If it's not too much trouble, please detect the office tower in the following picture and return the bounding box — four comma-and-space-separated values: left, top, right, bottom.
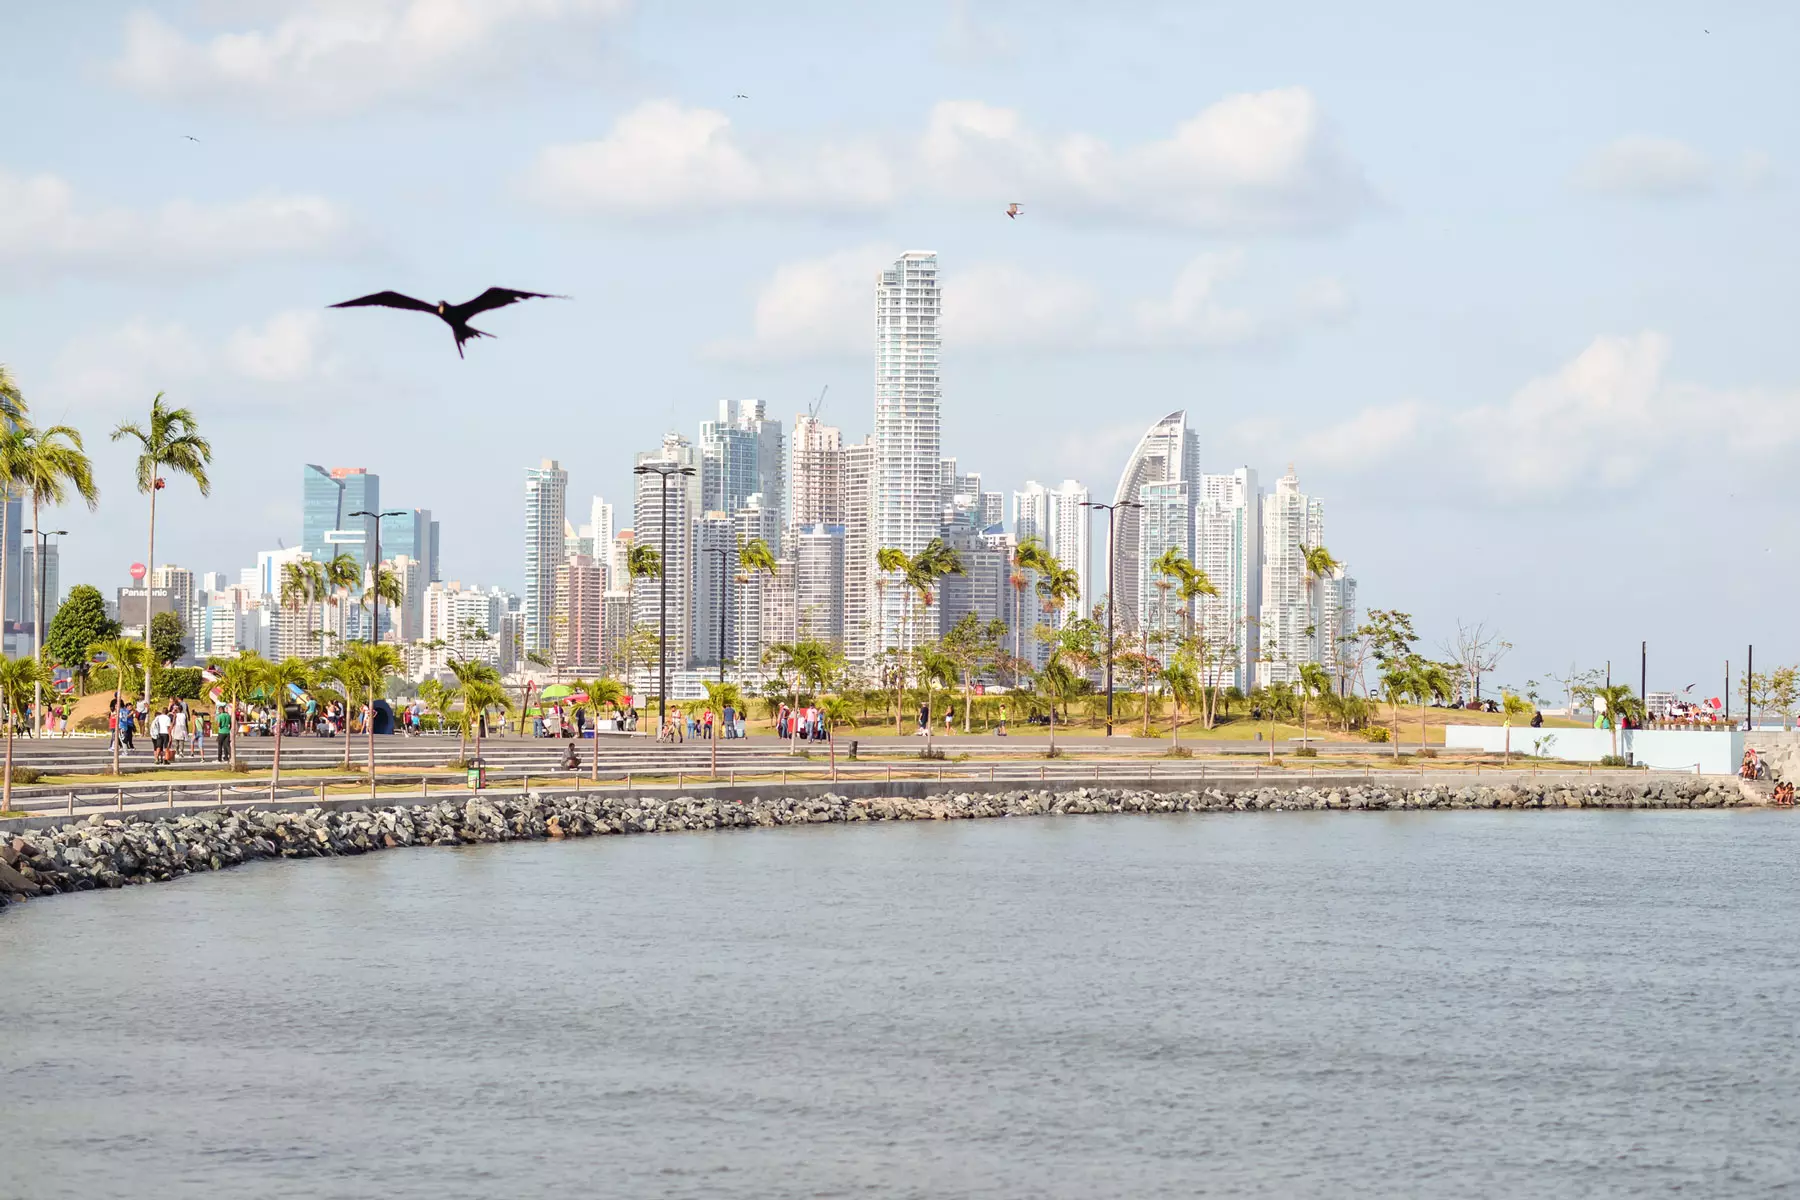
840, 438, 876, 665
1111, 412, 1200, 636
745, 403, 785, 541
1197, 469, 1261, 692
1257, 466, 1326, 686
1319, 566, 1358, 686
19, 541, 59, 637
1136, 480, 1194, 659
552, 554, 605, 669
524, 458, 568, 656
1011, 479, 1091, 665
793, 524, 846, 644
302, 465, 381, 571
149, 564, 197, 656
692, 512, 734, 668
760, 554, 798, 650
978, 492, 1005, 530
586, 498, 615, 587
701, 401, 785, 550
789, 414, 843, 530
873, 250, 942, 654
632, 435, 701, 669
302, 464, 343, 563
390, 554, 425, 644
387, 509, 437, 580
563, 518, 593, 561
251, 546, 308, 599
609, 528, 634, 594
937, 526, 1009, 639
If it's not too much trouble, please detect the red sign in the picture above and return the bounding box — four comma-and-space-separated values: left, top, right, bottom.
129, 562, 147, 581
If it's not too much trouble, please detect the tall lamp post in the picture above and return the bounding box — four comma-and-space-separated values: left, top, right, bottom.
347, 509, 406, 646
23, 527, 65, 736
1080, 499, 1141, 738
702, 544, 731, 685
633, 461, 695, 730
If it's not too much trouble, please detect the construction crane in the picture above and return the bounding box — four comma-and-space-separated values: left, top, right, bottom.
808, 385, 829, 419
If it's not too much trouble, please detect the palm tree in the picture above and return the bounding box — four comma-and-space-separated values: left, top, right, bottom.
875, 547, 912, 733
311, 654, 356, 769
1163, 651, 1201, 750
1380, 662, 1409, 759
1301, 544, 1341, 683
876, 540, 964, 734
279, 560, 323, 650
90, 635, 145, 775
1011, 536, 1051, 681
0, 655, 45, 811
700, 678, 746, 776
1035, 651, 1079, 756
258, 656, 313, 793
1402, 657, 1453, 754
18, 424, 99, 733
916, 644, 957, 751
0, 366, 25, 425
1297, 661, 1331, 750
319, 551, 360, 643
623, 544, 661, 689
211, 651, 265, 770
111, 394, 212, 702
1590, 683, 1642, 760
342, 642, 405, 786
360, 564, 404, 631
1501, 690, 1533, 763
447, 655, 508, 763
0, 368, 31, 663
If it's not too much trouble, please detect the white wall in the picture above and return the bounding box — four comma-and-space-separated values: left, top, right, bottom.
1444, 725, 1741, 774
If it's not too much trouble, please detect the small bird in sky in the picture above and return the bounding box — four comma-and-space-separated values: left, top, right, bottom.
735, 93, 749, 99
182, 135, 199, 142
328, 287, 567, 358
1005, 202, 1023, 219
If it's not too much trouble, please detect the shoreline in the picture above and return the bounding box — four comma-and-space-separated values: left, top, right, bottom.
0, 777, 1757, 911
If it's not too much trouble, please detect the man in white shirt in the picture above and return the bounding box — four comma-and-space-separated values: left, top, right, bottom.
150, 710, 172, 764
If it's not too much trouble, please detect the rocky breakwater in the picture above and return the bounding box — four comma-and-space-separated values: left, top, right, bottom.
0, 777, 1755, 909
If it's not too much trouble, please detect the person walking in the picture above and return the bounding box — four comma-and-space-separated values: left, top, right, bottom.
215, 707, 232, 763
119, 704, 136, 752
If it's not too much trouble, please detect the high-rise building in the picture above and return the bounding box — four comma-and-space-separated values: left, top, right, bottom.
422, 580, 506, 674
841, 438, 876, 666
1137, 480, 1193, 658
1197, 469, 1261, 692
301, 466, 381, 572
586, 498, 615, 587
789, 414, 844, 530
1257, 466, 1326, 687
793, 524, 846, 644
937, 526, 1009, 642
552, 554, 605, 669
691, 512, 734, 668
150, 564, 197, 658
387, 509, 438, 582
19, 541, 59, 639
523, 459, 568, 656
1011, 479, 1091, 665
873, 250, 942, 655
390, 554, 425, 644
1320, 565, 1358, 686
1111, 412, 1200, 636
632, 435, 701, 669
601, 590, 633, 673
701, 400, 785, 551
731, 496, 780, 670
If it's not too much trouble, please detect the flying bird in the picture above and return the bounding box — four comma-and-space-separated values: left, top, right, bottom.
1005, 202, 1023, 219
182, 135, 200, 142
328, 287, 566, 358
735, 93, 749, 99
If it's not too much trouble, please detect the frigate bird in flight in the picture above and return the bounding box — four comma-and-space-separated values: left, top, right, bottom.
1005, 202, 1023, 219
328, 287, 566, 358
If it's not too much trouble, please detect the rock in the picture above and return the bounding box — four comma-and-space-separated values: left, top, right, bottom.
0, 858, 41, 894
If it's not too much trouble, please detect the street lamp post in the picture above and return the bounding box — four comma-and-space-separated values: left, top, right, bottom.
1080, 499, 1141, 738
633, 461, 695, 730
22, 527, 65, 736
702, 544, 731, 685
347, 509, 406, 647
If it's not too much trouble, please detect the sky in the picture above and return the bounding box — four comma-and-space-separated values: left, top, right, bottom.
1, 0, 1796, 699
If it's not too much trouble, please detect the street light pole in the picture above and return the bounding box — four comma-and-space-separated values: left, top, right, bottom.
1080, 499, 1141, 738
703, 545, 730, 685
22, 527, 65, 736
634, 461, 694, 731
347, 510, 405, 647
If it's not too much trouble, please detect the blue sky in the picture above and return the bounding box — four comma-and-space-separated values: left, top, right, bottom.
2, 0, 1795, 695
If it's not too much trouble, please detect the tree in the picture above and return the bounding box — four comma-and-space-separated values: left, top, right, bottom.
916, 643, 957, 749
939, 613, 1007, 733
0, 655, 46, 811
17, 422, 99, 730
447, 655, 509, 762
361, 564, 405, 629
45, 585, 120, 690
700, 678, 746, 775
258, 656, 312, 791
319, 551, 360, 643
211, 651, 264, 770
1163, 651, 1202, 749
280, 560, 325, 650
342, 642, 405, 785
1501, 690, 1533, 762
1441, 620, 1512, 705
112, 394, 211, 703
309, 653, 357, 768
149, 611, 186, 666
875, 541, 965, 734
1582, 682, 1644, 759
1034, 651, 1081, 755
90, 636, 145, 775
1010, 536, 1049, 682
1767, 666, 1799, 731
1399, 656, 1453, 752
1357, 609, 1418, 702
1298, 661, 1332, 748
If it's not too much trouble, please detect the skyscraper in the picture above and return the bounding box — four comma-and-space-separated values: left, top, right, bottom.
1111, 412, 1200, 636
1012, 479, 1091, 665
552, 554, 605, 669
873, 251, 942, 655
700, 400, 785, 550
301, 465, 382, 572
524, 459, 568, 656
789, 413, 844, 530
691, 511, 734, 668
793, 524, 846, 644
1257, 466, 1326, 686
841, 438, 876, 665
1197, 469, 1261, 692
1137, 479, 1193, 656
632, 435, 701, 668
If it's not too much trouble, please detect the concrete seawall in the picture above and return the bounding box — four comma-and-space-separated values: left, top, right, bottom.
0, 776, 1759, 911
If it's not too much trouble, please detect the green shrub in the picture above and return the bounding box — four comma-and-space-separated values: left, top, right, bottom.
1598, 754, 1632, 767
917, 747, 946, 761
1416, 747, 1438, 758
1363, 726, 1390, 743
9, 767, 41, 785
1294, 746, 1318, 758
153, 668, 204, 701
1163, 745, 1193, 759
1042, 746, 1064, 759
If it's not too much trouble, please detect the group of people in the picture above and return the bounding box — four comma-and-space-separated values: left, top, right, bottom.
777, 703, 827, 741
658, 705, 747, 742
108, 696, 222, 763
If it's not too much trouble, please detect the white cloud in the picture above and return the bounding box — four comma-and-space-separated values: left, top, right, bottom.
112, 0, 630, 114
1575, 136, 1712, 197
527, 102, 894, 216
0, 171, 349, 280
1273, 333, 1800, 499
710, 246, 1349, 362
534, 88, 1371, 230
49, 311, 336, 415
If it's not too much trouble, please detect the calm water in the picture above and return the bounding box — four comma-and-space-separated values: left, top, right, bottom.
2, 810, 1797, 1199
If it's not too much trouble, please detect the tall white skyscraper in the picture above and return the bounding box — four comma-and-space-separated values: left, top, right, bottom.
841, 439, 876, 665
632, 434, 701, 669
873, 251, 941, 654
1111, 411, 1200, 636
1257, 466, 1326, 686
523, 459, 568, 656
1011, 479, 1091, 665
1197, 468, 1262, 692
789, 413, 844, 531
